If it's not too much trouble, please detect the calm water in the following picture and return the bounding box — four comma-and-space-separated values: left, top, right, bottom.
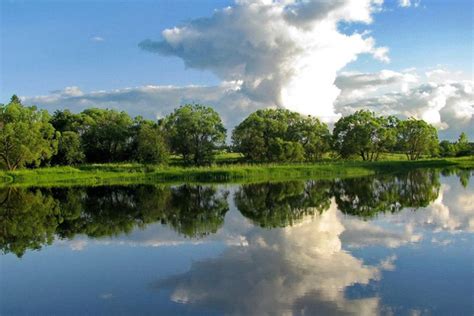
1, 169, 473, 315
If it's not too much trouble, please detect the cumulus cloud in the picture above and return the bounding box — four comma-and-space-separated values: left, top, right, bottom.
335, 71, 474, 139
140, 0, 388, 121
335, 69, 419, 103
23, 83, 264, 129
23, 70, 472, 141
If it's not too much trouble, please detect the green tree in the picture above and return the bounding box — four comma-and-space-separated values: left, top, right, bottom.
397, 118, 439, 160
455, 132, 471, 156
80, 108, 135, 163
163, 104, 226, 165
232, 109, 330, 162
136, 123, 169, 164
50, 109, 83, 133
290, 116, 331, 161
52, 131, 85, 165
439, 140, 456, 157
332, 110, 398, 161
0, 97, 58, 170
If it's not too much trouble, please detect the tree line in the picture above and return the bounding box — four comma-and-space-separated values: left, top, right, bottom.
1, 94, 472, 170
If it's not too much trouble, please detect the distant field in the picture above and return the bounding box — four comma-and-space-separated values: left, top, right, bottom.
0, 156, 472, 187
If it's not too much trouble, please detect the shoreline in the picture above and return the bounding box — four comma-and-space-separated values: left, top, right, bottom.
0, 157, 472, 188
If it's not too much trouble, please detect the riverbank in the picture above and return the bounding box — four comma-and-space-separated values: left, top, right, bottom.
0, 157, 472, 187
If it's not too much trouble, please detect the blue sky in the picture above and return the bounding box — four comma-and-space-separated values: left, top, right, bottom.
1, 0, 472, 100
1, 0, 472, 139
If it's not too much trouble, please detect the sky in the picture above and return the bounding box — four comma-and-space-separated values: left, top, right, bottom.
1, 0, 473, 139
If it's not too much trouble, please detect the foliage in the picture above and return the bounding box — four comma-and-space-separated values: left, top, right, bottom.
0, 98, 58, 170
163, 104, 226, 165
232, 109, 330, 162
439, 140, 457, 157
397, 118, 439, 160
332, 110, 398, 161
455, 132, 472, 156
136, 123, 169, 164
80, 108, 136, 163
52, 131, 85, 165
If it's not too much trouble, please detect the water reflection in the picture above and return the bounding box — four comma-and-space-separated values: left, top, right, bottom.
1, 169, 473, 315
0, 169, 468, 258
155, 202, 385, 315
1, 185, 230, 257
332, 169, 441, 218
235, 180, 332, 227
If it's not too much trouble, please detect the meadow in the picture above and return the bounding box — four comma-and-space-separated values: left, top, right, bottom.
1, 155, 472, 187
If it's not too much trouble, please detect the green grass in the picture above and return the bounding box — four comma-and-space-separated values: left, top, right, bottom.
0, 156, 472, 188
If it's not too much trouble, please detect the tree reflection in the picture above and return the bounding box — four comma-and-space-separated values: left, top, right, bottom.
1, 184, 229, 257
235, 180, 332, 228
441, 168, 472, 188
164, 185, 229, 238
0, 188, 61, 257
332, 170, 440, 218
0, 168, 464, 257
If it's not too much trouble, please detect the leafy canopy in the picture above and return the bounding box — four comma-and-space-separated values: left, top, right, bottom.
163, 104, 226, 165
332, 110, 398, 161
0, 98, 58, 170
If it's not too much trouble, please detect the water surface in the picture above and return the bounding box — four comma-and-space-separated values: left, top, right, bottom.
1, 169, 473, 315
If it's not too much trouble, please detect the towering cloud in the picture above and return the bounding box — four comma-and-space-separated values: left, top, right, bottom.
21, 1, 472, 140
139, 0, 388, 121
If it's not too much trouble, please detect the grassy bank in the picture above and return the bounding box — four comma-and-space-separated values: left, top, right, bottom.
0, 156, 472, 187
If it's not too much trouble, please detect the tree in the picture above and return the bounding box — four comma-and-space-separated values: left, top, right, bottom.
52, 131, 85, 165
289, 116, 331, 161
332, 110, 398, 161
232, 109, 330, 162
163, 104, 226, 165
455, 132, 471, 156
397, 118, 439, 160
80, 108, 135, 163
136, 123, 169, 164
0, 97, 58, 170
50, 109, 83, 133
439, 140, 457, 157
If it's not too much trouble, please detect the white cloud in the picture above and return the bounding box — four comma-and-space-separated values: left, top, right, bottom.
335, 71, 474, 140
140, 0, 388, 122
91, 36, 105, 42
398, 0, 421, 8
335, 69, 419, 103
23, 83, 265, 129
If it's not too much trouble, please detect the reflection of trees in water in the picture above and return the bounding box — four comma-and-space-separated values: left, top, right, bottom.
234, 180, 332, 228
0, 185, 229, 257
164, 185, 229, 238
332, 170, 440, 219
0, 188, 61, 257
0, 168, 463, 257
441, 168, 472, 188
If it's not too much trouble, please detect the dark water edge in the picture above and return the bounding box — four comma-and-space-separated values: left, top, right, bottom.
1, 168, 473, 315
